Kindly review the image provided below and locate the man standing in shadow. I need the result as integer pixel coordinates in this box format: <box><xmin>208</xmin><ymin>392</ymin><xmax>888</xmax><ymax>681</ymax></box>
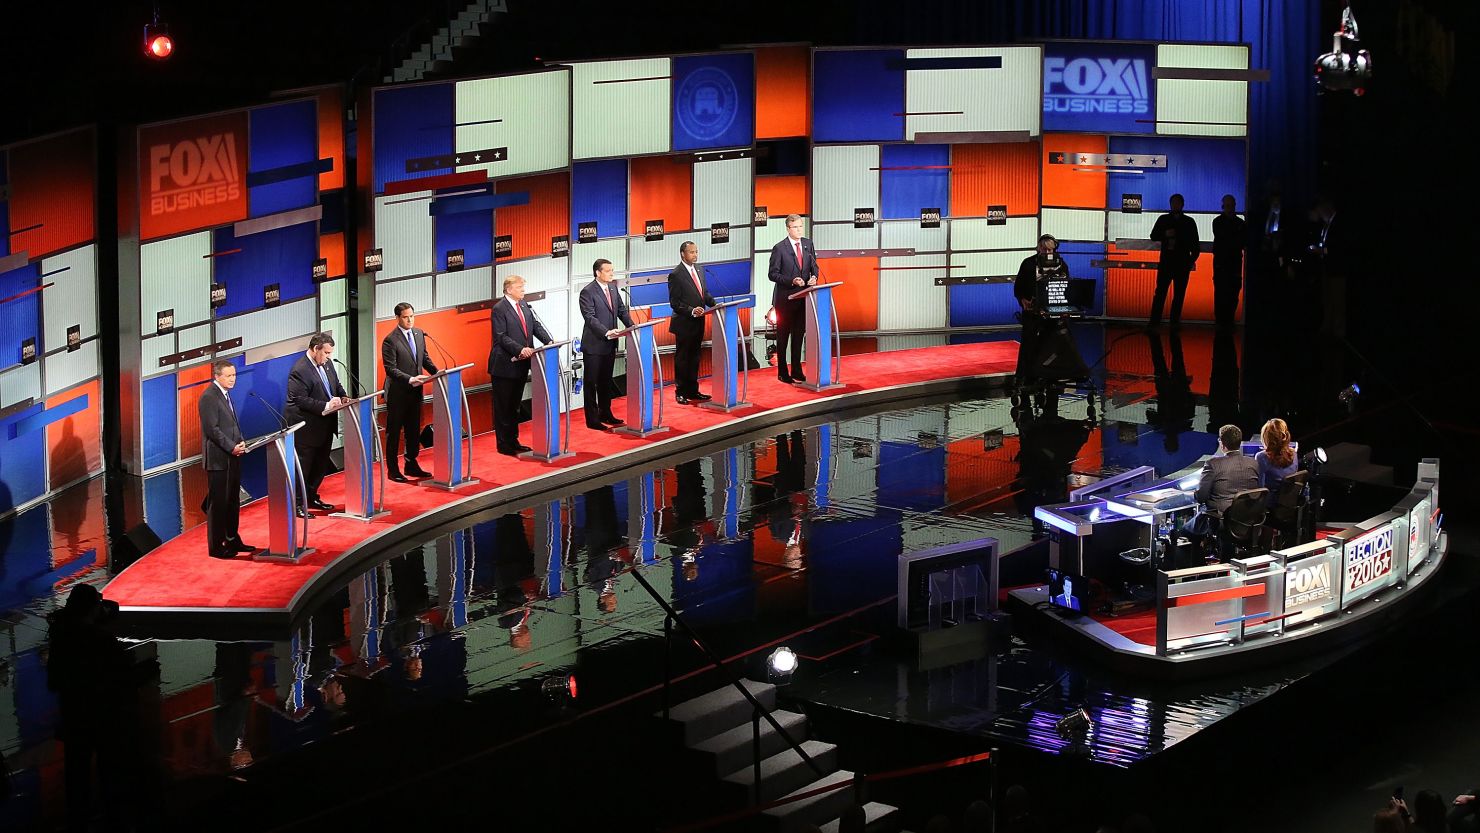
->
<box><xmin>1148</xmin><ymin>194</ymin><xmax>1201</xmax><ymax>329</ymax></box>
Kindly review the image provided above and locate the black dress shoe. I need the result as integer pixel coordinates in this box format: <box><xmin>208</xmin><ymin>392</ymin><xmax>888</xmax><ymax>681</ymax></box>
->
<box><xmin>404</xmin><ymin>462</ymin><xmax>432</xmax><ymax>478</ymax></box>
<box><xmin>516</xmin><ymin>444</ymin><xmax>532</xmax><ymax>452</ymax></box>
<box><xmin>296</xmin><ymin>509</ymin><xmax>311</xmax><ymax>519</ymax></box>
<box><xmin>675</xmin><ymin>395</ymin><xmax>690</xmax><ymax>406</ymax></box>
<box><xmin>586</xmin><ymin>421</ymin><xmax>609</xmax><ymax>431</ymax></box>
<box><xmin>310</xmin><ymin>498</ymin><xmax>334</xmax><ymax>512</ymax></box>
<box><xmin>790</xmin><ymin>367</ymin><xmax>805</xmax><ymax>381</ymax></box>
<box><xmin>388</xmin><ymin>472</ymin><xmax>408</xmax><ymax>482</ymax></box>
<box><xmin>230</xmin><ymin>540</ymin><xmax>255</xmax><ymax>553</ymax></box>
<box><xmin>210</xmin><ymin>551</ymin><xmax>236</xmax><ymax>560</ymax></box>
<box><xmin>691</xmin><ymin>392</ymin><xmax>712</xmax><ymax>402</ymax></box>
<box><xmin>601</xmin><ymin>416</ymin><xmax>625</xmax><ymax>427</ymax></box>
<box><xmin>777</xmin><ymin>372</ymin><xmax>794</xmax><ymax>384</ymax></box>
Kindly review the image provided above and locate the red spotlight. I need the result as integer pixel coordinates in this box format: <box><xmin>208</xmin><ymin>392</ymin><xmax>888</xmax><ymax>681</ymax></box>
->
<box><xmin>144</xmin><ymin>23</ymin><xmax>173</xmax><ymax>59</ymax></box>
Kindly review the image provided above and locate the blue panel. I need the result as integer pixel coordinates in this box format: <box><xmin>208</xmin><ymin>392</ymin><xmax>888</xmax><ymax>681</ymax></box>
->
<box><xmin>704</xmin><ymin>261</ymin><xmax>751</xmax><ymax>298</ymax></box>
<box><xmin>813</xmin><ymin>50</ymin><xmax>906</xmax><ymax>143</ymax></box>
<box><xmin>211</xmin><ymin>221</ymin><xmax>317</xmax><ymax>317</ymax></box>
<box><xmin>0</xmin><ymin>402</ymin><xmax>45</xmax><ymax>510</ymax></box>
<box><xmin>13</xmin><ymin>648</ymin><xmax>55</xmax><ymax>749</ymax></box>
<box><xmin>435</xmin><ymin>209</ymin><xmax>493</xmax><ymax>271</ymax></box>
<box><xmin>1042</xmin><ymin>42</ymin><xmax>1157</xmax><ymax>135</ymax></box>
<box><xmin>234</xmin><ymin>352</ymin><xmax>301</xmax><ymax>499</ymax></box>
<box><xmin>672</xmin><ymin>53</ymin><xmax>755</xmax><ymax>152</ymax></box>
<box><xmin>627</xmin><ymin>269</ymin><xmax>672</xmax><ymax>308</ymax></box>
<box><xmin>372</xmin><ymin>84</ymin><xmax>455</xmax><ymax>193</ymax></box>
<box><xmin>1107</xmin><ymin>137</ymin><xmax>1245</xmax><ymax>214</ymax></box>
<box><xmin>807</xmin><ymin>515</ymin><xmax>903</xmax><ymax>613</ymax></box>
<box><xmin>429</xmin><ymin>191</ymin><xmax>528</xmax><ymax>215</ymax></box>
<box><xmin>570</xmin><ymin>160</ymin><xmax>627</xmax><ymax>241</ymax></box>
<box><xmin>1059</xmin><ymin>242</ymin><xmax>1106</xmax><ymax>316</ymax></box>
<box><xmin>143</xmin><ymin>469</ymin><xmax>183</xmax><ymax>540</ymax></box>
<box><xmin>672</xmin><ymin>539</ymin><xmax>754</xmax><ymax>626</ymax></box>
<box><xmin>948</xmin><ymin>283</ymin><xmax>1022</xmax><ymax>327</ymax></box>
<box><xmin>9</xmin><ymin>393</ymin><xmax>88</xmax><ymax>438</ymax></box>
<box><xmin>1103</xmin><ymin>422</ymin><xmax>1210</xmax><ymax>473</ymax></box>
<box><xmin>877</xmin><ymin>441</ymin><xmax>946</xmax><ymax>511</ymax></box>
<box><xmin>0</xmin><ymin>261</ymin><xmax>40</xmax><ymax>371</ymax></box>
<box><xmin>249</xmin><ymin>99</ymin><xmax>319</xmax><ymax>216</ymax></box>
<box><xmin>880</xmin><ymin>144</ymin><xmax>950</xmax><ymax>220</ymax></box>
<box><xmin>141</xmin><ymin>373</ymin><xmax>178</xmax><ymax>469</ymax></box>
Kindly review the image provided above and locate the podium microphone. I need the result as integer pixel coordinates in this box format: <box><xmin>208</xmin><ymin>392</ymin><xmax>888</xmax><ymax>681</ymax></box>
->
<box><xmin>422</xmin><ymin>331</ymin><xmax>458</xmax><ymax>368</ymax></box>
<box><xmin>332</xmin><ymin>358</ymin><xmax>366</xmax><ymax>398</ymax></box>
<box><xmin>248</xmin><ymin>390</ymin><xmax>290</xmax><ymax>431</ymax></box>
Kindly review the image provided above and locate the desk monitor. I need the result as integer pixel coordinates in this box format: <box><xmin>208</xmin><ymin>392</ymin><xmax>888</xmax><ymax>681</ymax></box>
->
<box><xmin>1070</xmin><ymin>465</ymin><xmax>1157</xmax><ymax>502</ymax></box>
<box><xmin>1048</xmin><ymin>568</ymin><xmax>1091</xmax><ymax>615</ymax></box>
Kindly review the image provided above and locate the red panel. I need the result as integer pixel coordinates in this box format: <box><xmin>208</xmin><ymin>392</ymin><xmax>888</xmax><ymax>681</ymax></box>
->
<box><xmin>373</xmin><ymin>307</ymin><xmax>492</xmax><ymax>394</ymax></box>
<box><xmin>628</xmin><ymin>156</ymin><xmax>693</xmax><ymax>237</ymax></box>
<box><xmin>383</xmin><ymin>170</ymin><xmax>487</xmax><ymax>196</ymax></box>
<box><xmin>1103</xmin><ymin>325</ymin><xmax>1240</xmax><ymax>398</ymax></box>
<box><xmin>950</xmin><ymin>141</ymin><xmax>1040</xmax><ymax>218</ymax></box>
<box><xmin>181</xmin><ymin>463</ymin><xmax>209</xmax><ymax>531</ymax></box>
<box><xmin>316</xmin><ymin>87</ymin><xmax>346</xmax><ymax>191</ymax></box>
<box><xmin>813</xmin><ymin>258</ymin><xmax>878</xmax><ymax>332</ymax></box>
<box><xmin>945</xmin><ymin>435</ymin><xmax>1021</xmax><ymax>506</ymax></box>
<box><xmin>494</xmin><ymin>172</ymin><xmax>570</xmax><ymax>260</ymax></box>
<box><xmin>756</xmin><ymin>46</ymin><xmax>811</xmax><ymax>139</ymax></box>
<box><xmin>45</xmin><ymin>379</ymin><xmax>101</xmax><ymax>491</ymax></box>
<box><xmin>8</xmin><ymin>128</ymin><xmax>96</xmax><ymax>258</ymax></box>
<box><xmin>139</xmin><ymin>111</ymin><xmax>250</xmax><ymax>241</ymax></box>
<box><xmin>1167</xmin><ymin>583</ymin><xmax>1264</xmax><ymax>607</ymax></box>
<box><xmin>1042</xmin><ymin>133</ymin><xmax>1107</xmax><ymax>209</ymax></box>
<box><xmin>47</xmin><ymin>474</ymin><xmax>106</xmax><ymax>578</ymax></box>
<box><xmin>319</xmin><ymin>231</ymin><xmax>346</xmax><ymax>280</ymax></box>
<box><xmin>755</xmin><ymin>176</ymin><xmax>808</xmax><ymax>218</ymax></box>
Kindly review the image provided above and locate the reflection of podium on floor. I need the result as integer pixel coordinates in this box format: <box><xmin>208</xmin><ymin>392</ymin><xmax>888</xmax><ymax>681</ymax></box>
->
<box><xmin>246</xmin><ymin>422</ymin><xmax>315</xmax><ymax>564</ymax></box>
<box><xmin>522</xmin><ymin>341</ymin><xmax>575</xmax><ymax>462</ymax></box>
<box><xmin>331</xmin><ymin>391</ymin><xmax>390</xmax><ymax>521</ymax></box>
<box><xmin>787</xmin><ymin>283</ymin><xmax>844</xmax><ymax>391</ymax></box>
<box><xmin>424</xmin><ymin>363</ymin><xmax>478</xmax><ymax>490</ymax></box>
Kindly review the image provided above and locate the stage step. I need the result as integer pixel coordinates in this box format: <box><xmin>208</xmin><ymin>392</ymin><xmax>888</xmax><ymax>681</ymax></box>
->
<box><xmin>660</xmin><ymin>678</ymin><xmax>777</xmax><ymax>745</ymax></box>
<box><xmin>760</xmin><ymin>769</ymin><xmax>859</xmax><ymax>832</ymax></box>
<box><xmin>819</xmin><ymin>802</ymin><xmax>904</xmax><ymax>833</ymax></box>
<box><xmin>691</xmin><ymin>709</ymin><xmax>808</xmax><ymax>776</ymax></box>
<box><xmin>720</xmin><ymin>739</ymin><xmax>839</xmax><ymax>802</ymax></box>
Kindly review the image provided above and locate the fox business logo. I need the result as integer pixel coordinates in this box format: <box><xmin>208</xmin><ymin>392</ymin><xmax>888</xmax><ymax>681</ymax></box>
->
<box><xmin>1344</xmin><ymin>526</ymin><xmax>1394</xmax><ymax>592</ymax></box>
<box><xmin>1044</xmin><ymin>56</ymin><xmax>1151</xmax><ymax>115</ymax></box>
<box><xmin>1285</xmin><ymin>560</ymin><xmax>1333</xmax><ymax>607</ymax></box>
<box><xmin>148</xmin><ymin>134</ymin><xmax>242</xmax><ymax>216</ymax></box>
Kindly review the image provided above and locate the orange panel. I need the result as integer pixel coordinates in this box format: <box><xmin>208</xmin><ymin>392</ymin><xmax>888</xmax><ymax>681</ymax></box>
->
<box><xmin>373</xmin><ymin>307</ymin><xmax>493</xmax><ymax>393</ymax></box>
<box><xmin>755</xmin><ymin>46</ymin><xmax>811</xmax><ymax>139</ymax></box>
<box><xmin>1104</xmin><ymin>324</ymin><xmax>1241</xmax><ymax>398</ymax></box>
<box><xmin>177</xmin><ymin>364</ymin><xmax>216</xmax><ymax>463</ymax></box>
<box><xmin>494</xmin><ymin>172</ymin><xmax>570</xmax><ymax>260</ymax></box>
<box><xmin>1103</xmin><ymin>243</ymin><xmax>1235</xmax><ymax>325</ymax></box>
<box><xmin>814</xmin><ymin>257</ymin><xmax>878</xmax><ymax>332</ymax></box>
<box><xmin>47</xmin><ymin>476</ymin><xmax>106</xmax><ymax>576</ymax></box>
<box><xmin>950</xmin><ymin>142</ymin><xmax>1040</xmax><ymax>218</ymax></box>
<box><xmin>319</xmin><ymin>231</ymin><xmax>346</xmax><ymax>280</ymax></box>
<box><xmin>1042</xmin><ymin>133</ymin><xmax>1107</xmax><ymax>208</ymax></box>
<box><xmin>181</xmin><ymin>464</ymin><xmax>209</xmax><ymax>530</ymax></box>
<box><xmin>628</xmin><ymin>156</ymin><xmax>693</xmax><ymax>237</ymax></box>
<box><xmin>755</xmin><ymin>176</ymin><xmax>808</xmax><ymax>218</ymax></box>
<box><xmin>316</xmin><ymin>87</ymin><xmax>346</xmax><ymax>191</ymax></box>
<box><xmin>945</xmin><ymin>435</ymin><xmax>1021</xmax><ymax>506</ymax></box>
<box><xmin>45</xmin><ymin>379</ymin><xmax>102</xmax><ymax>490</ymax></box>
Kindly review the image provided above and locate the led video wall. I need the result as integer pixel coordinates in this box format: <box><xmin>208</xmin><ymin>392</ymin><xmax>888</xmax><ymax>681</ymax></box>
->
<box><xmin>361</xmin><ymin>41</ymin><xmax>1248</xmax><ymax>413</ymax></box>
<box><xmin>119</xmin><ymin>87</ymin><xmax>348</xmax><ymax>493</ymax></box>
<box><xmin>0</xmin><ymin>128</ymin><xmax>104</xmax><ymax>515</ymax></box>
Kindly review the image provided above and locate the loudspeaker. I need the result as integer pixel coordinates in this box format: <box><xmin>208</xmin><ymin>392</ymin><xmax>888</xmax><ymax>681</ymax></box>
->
<box><xmin>115</xmin><ymin>523</ymin><xmax>164</xmax><ymax>566</ymax></box>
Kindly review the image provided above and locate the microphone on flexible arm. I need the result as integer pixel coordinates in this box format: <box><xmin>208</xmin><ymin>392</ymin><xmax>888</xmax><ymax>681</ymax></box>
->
<box><xmin>331</xmin><ymin>358</ymin><xmax>365</xmax><ymax>398</ymax></box>
<box><xmin>248</xmin><ymin>390</ymin><xmax>290</xmax><ymax>432</ymax></box>
<box><xmin>421</xmin><ymin>331</ymin><xmax>458</xmax><ymax>370</ymax></box>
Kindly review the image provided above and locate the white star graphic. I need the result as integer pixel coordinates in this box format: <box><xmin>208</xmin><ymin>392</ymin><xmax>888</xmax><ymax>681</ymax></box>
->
<box><xmin>474</xmin><ymin>153</ymin><xmax>481</xmax><ymax>162</ymax></box>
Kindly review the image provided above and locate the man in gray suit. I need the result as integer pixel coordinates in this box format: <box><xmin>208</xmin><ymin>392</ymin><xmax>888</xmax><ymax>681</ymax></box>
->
<box><xmin>198</xmin><ymin>359</ymin><xmax>250</xmax><ymax>559</ymax></box>
<box><xmin>579</xmin><ymin>258</ymin><xmax>634</xmax><ymax>430</ymax></box>
<box><xmin>1196</xmin><ymin>424</ymin><xmax>1261</xmax><ymax>515</ymax></box>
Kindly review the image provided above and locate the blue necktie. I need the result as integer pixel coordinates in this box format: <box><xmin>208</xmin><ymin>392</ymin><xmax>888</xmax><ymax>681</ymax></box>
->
<box><xmin>405</xmin><ymin>329</ymin><xmax>415</xmax><ymax>360</ymax></box>
<box><xmin>315</xmin><ymin>363</ymin><xmax>332</xmax><ymax>398</ymax></box>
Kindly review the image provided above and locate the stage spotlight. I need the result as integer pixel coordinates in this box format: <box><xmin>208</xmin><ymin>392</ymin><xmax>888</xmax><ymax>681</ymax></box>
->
<box><xmin>1314</xmin><ymin>4</ymin><xmax>1372</xmax><ymax>95</ymax></box>
<box><xmin>541</xmin><ymin>673</ymin><xmax>578</xmax><ymax>704</ymax></box>
<box><xmin>852</xmin><ymin>438</ymin><xmax>873</xmax><ymax>459</ymax></box>
<box><xmin>1055</xmin><ymin>706</ymin><xmax>1091</xmax><ymax>737</ymax></box>
<box><xmin>1338</xmin><ymin>383</ymin><xmax>1361</xmax><ymax>412</ymax></box>
<box><xmin>1302</xmin><ymin>447</ymin><xmax>1328</xmax><ymax>472</ymax></box>
<box><xmin>766</xmin><ymin>646</ymin><xmax>798</xmax><ymax>683</ymax></box>
<box><xmin>144</xmin><ymin>16</ymin><xmax>173</xmax><ymax>59</ymax></box>
<box><xmin>764</xmin><ymin>306</ymin><xmax>777</xmax><ymax>327</ymax></box>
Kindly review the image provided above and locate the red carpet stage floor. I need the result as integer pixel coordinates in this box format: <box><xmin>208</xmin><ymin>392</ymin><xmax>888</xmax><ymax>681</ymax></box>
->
<box><xmin>104</xmin><ymin>341</ymin><xmax>1017</xmax><ymax>622</ymax></box>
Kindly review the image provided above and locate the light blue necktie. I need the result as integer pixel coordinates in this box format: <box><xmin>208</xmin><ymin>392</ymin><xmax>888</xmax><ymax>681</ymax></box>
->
<box><xmin>405</xmin><ymin>328</ymin><xmax>416</xmax><ymax>360</ymax></box>
<box><xmin>315</xmin><ymin>363</ymin><xmax>332</xmax><ymax>397</ymax></box>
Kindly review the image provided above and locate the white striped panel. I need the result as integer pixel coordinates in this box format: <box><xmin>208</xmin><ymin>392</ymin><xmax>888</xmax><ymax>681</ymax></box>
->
<box><xmin>41</xmin><ymin>245</ymin><xmax>98</xmax><ymax>347</ymax></box>
<box><xmin>1041</xmin><ymin>208</ymin><xmax>1107</xmax><ymax>242</ymax></box>
<box><xmin>455</xmin><ymin>69</ymin><xmax>571</xmax><ymax>178</ymax></box>
<box><xmin>527</xmin><ymin>288</ymin><xmax>570</xmax><ymax>346</ymax></box>
<box><xmin>695</xmin><ymin>226</ymin><xmax>751</xmax><ymax>265</ymax></box>
<box><xmin>495</xmin><ymin>256</ymin><xmax>568</xmax><ymax>296</ymax></box>
<box><xmin>1156</xmin><ymin>45</ymin><xmax>1248</xmax><ymax>138</ymax></box>
<box><xmin>140</xmin><ymin>232</ymin><xmax>211</xmax><ymax>334</ymax></box>
<box><xmin>693</xmin><ymin>156</ymin><xmax>753</xmax><ymax>229</ymax></box>
<box><xmin>905</xmin><ymin>46</ymin><xmax>1042</xmax><ymax>139</ymax></box>
<box><xmin>436</xmin><ymin>265</ymin><xmax>494</xmax><ymax>309</ymax></box>
<box><xmin>951</xmin><ymin>250</ymin><xmax>1033</xmax><ymax>279</ymax></box>
<box><xmin>0</xmin><ymin>362</ymin><xmax>41</xmax><ymax>409</ymax></box>
<box><xmin>374</xmin><ymin>192</ymin><xmax>436</xmax><ymax>280</ymax></box>
<box><xmin>217</xmin><ymin>299</ymin><xmax>317</xmax><ymax>353</ymax></box>
<box><xmin>141</xmin><ymin>333</ymin><xmax>177</xmax><ymax>378</ymax></box>
<box><xmin>319</xmin><ymin>277</ymin><xmax>348</xmax><ymax>318</ymax></box>
<box><xmin>949</xmin><ymin>217</ymin><xmax>1038</xmax><ymax>251</ymax></box>
<box><xmin>880</xmin><ymin>220</ymin><xmax>948</xmax><ymax>253</ymax></box>
<box><xmin>877</xmin><ymin>408</ymin><xmax>948</xmax><ymax>445</ymax></box>
<box><xmin>878</xmin><ymin>255</ymin><xmax>948</xmax><ymax>330</ymax></box>
<box><xmin>43</xmin><ymin>341</ymin><xmax>100</xmax><ymax>397</ymax></box>
<box><xmin>176</xmin><ymin>325</ymin><xmax>214</xmax><ymax>372</ymax></box>
<box><xmin>571</xmin><ymin>59</ymin><xmax>671</xmax><ymax>159</ymax></box>
<box><xmin>1107</xmin><ymin>211</ymin><xmax>1222</xmax><ymax>245</ymax></box>
<box><xmin>753</xmin><ymin>217</ymin><xmax>808</xmax><ymax>251</ymax></box>
<box><xmin>573</xmin><ymin>239</ymin><xmax>628</xmax><ymax>276</ymax></box>
<box><xmin>812</xmin><ymin>223</ymin><xmax>880</xmax><ymax>251</ymax></box>
<box><xmin>629</xmin><ymin>235</ymin><xmax>681</xmax><ymax>273</ymax></box>
<box><xmin>812</xmin><ymin>145</ymin><xmax>880</xmax><ymax>223</ymax></box>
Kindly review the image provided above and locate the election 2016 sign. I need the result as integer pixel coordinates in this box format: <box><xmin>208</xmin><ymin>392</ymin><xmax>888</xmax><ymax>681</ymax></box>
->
<box><xmin>1343</xmin><ymin>525</ymin><xmax>1394</xmax><ymax>598</ymax></box>
<box><xmin>1042</xmin><ymin>42</ymin><xmax>1157</xmax><ymax>135</ymax></box>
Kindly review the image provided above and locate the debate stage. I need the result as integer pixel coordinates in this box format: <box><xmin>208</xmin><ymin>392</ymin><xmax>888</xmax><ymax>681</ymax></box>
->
<box><xmin>103</xmin><ymin>340</ymin><xmax>1018</xmax><ymax>632</ymax></box>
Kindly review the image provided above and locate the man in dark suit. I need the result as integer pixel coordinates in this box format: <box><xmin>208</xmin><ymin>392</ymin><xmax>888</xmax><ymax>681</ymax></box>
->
<box><xmin>380</xmin><ymin>302</ymin><xmax>438</xmax><ymax>482</ymax></box>
<box><xmin>666</xmin><ymin>241</ymin><xmax>715</xmax><ymax>405</ymax></box>
<box><xmin>1195</xmin><ymin>424</ymin><xmax>1261</xmax><ymax>515</ymax></box>
<box><xmin>1211</xmin><ymin>194</ymin><xmax>1247</xmax><ymax>328</ymax></box>
<box><xmin>488</xmin><ymin>274</ymin><xmax>552</xmax><ymax>455</ymax></box>
<box><xmin>579</xmin><ymin>258</ymin><xmax>634</xmax><ymax>430</ymax></box>
<box><xmin>1148</xmin><ymin>193</ymin><xmax>1201</xmax><ymax>329</ymax></box>
<box><xmin>199</xmin><ymin>360</ymin><xmax>251</xmax><ymax>559</ymax></box>
<box><xmin>285</xmin><ymin>332</ymin><xmax>350</xmax><ymax>510</ymax></box>
<box><xmin>766</xmin><ymin>213</ymin><xmax>818</xmax><ymax>383</ymax></box>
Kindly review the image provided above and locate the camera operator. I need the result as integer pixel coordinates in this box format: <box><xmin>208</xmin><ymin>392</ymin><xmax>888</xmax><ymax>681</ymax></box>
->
<box><xmin>1014</xmin><ymin>233</ymin><xmax>1070</xmax><ymax>385</ymax></box>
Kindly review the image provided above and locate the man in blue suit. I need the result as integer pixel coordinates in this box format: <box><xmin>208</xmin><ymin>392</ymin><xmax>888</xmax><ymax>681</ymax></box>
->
<box><xmin>765</xmin><ymin>213</ymin><xmax>818</xmax><ymax>383</ymax></box>
<box><xmin>488</xmin><ymin>275</ymin><xmax>552</xmax><ymax>455</ymax></box>
<box><xmin>579</xmin><ymin>258</ymin><xmax>634</xmax><ymax>430</ymax></box>
<box><xmin>285</xmin><ymin>332</ymin><xmax>349</xmax><ymax>511</ymax></box>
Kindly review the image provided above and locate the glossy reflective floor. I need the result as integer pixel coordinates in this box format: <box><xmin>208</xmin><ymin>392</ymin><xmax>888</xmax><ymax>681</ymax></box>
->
<box><xmin>1</xmin><ymin>322</ymin><xmax>1471</xmax><ymax>831</ymax></box>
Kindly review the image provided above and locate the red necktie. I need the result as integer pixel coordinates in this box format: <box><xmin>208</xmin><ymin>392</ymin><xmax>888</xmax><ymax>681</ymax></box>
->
<box><xmin>794</xmin><ymin>241</ymin><xmax>803</xmax><ymax>272</ymax></box>
<box><xmin>603</xmin><ymin>284</ymin><xmax>614</xmax><ymax>312</ymax></box>
<box><xmin>689</xmin><ymin>265</ymin><xmax>703</xmax><ymax>295</ymax></box>
<box><xmin>513</xmin><ymin>302</ymin><xmax>528</xmax><ymax>338</ymax></box>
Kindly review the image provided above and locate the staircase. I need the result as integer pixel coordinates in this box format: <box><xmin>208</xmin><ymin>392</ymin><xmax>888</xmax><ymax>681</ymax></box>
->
<box><xmin>1322</xmin><ymin>442</ymin><xmax>1394</xmax><ymax>486</ymax></box>
<box><xmin>383</xmin><ymin>0</ymin><xmax>508</xmax><ymax>84</ymax></box>
<box><xmin>659</xmin><ymin>679</ymin><xmax>904</xmax><ymax>833</ymax></box>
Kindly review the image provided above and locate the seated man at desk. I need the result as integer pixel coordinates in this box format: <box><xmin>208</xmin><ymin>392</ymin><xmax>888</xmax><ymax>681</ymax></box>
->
<box><xmin>1182</xmin><ymin>425</ymin><xmax>1261</xmax><ymax>558</ymax></box>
